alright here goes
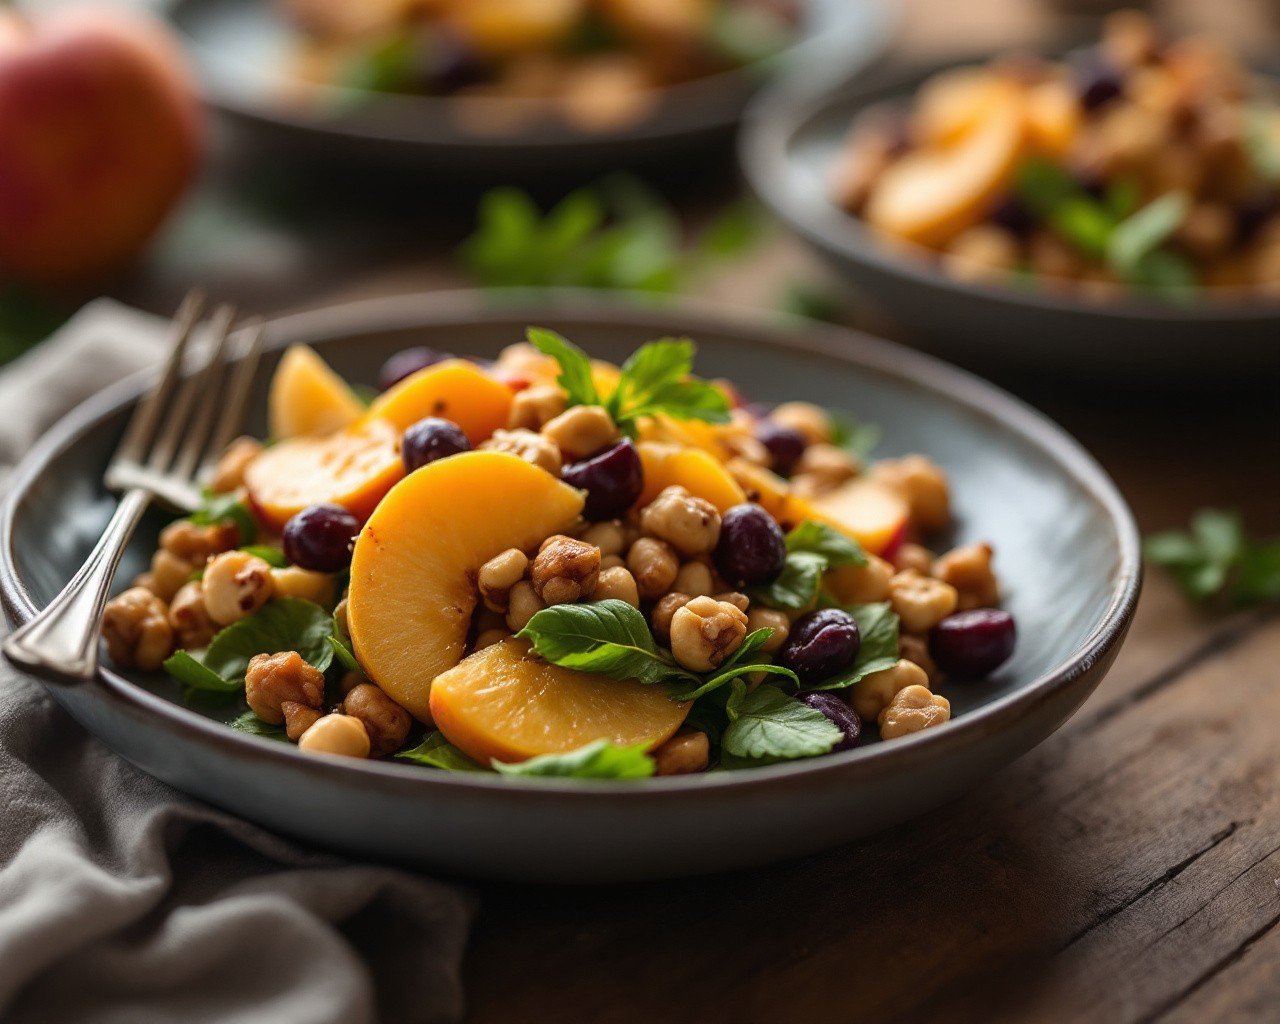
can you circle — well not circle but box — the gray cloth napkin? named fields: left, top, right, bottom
left=0, top=300, right=473, bottom=1024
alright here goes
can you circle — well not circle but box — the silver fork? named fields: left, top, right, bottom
left=3, top=292, right=266, bottom=683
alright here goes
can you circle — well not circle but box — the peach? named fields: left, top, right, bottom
left=913, top=67, right=1008, bottom=147
left=1024, top=79, right=1080, bottom=157
left=268, top=344, right=365, bottom=439
left=635, top=441, right=747, bottom=512
left=600, top=0, right=713, bottom=42
left=791, top=478, right=910, bottom=557
left=430, top=638, right=690, bottom=764
left=0, top=7, right=202, bottom=285
left=447, top=0, right=585, bottom=59
left=244, top=418, right=404, bottom=530
left=364, top=359, right=512, bottom=444
left=346, top=452, right=585, bottom=723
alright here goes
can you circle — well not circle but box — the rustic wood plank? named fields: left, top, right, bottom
left=1159, top=907, right=1280, bottom=1023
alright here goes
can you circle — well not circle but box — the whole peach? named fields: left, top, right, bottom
left=0, top=7, right=203, bottom=285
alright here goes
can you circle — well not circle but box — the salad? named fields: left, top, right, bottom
left=101, top=331, right=1016, bottom=779
left=831, top=10, right=1280, bottom=298
left=280, top=0, right=797, bottom=133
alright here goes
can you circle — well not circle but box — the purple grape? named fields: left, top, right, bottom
left=1074, top=54, right=1125, bottom=111
left=989, top=195, right=1034, bottom=237
left=378, top=347, right=453, bottom=391
left=800, top=692, right=862, bottom=752
left=778, top=609, right=861, bottom=685
left=1235, top=190, right=1279, bottom=243
left=282, top=504, right=361, bottom=573
left=929, top=609, right=1017, bottom=678
left=561, top=440, right=644, bottom=521
left=422, top=27, right=486, bottom=94
left=755, top=421, right=807, bottom=476
left=402, top=417, right=471, bottom=473
left=714, top=504, right=786, bottom=587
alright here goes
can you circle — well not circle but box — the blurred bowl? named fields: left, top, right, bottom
left=160, top=0, right=896, bottom=176
left=741, top=56, right=1280, bottom=376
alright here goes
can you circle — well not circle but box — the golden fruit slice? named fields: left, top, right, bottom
left=268, top=344, right=365, bottom=439
left=448, top=0, right=585, bottom=59
left=430, top=638, right=691, bottom=764
left=866, top=84, right=1027, bottom=248
left=913, top=67, right=1009, bottom=147
left=1024, top=79, right=1080, bottom=157
left=365, top=360, right=512, bottom=444
left=792, top=478, right=909, bottom=556
left=635, top=441, right=747, bottom=512
left=245, top=418, right=404, bottom=530
left=347, top=452, right=585, bottom=723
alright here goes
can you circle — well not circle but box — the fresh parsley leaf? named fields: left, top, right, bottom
left=1107, top=192, right=1189, bottom=280
left=526, top=327, right=600, bottom=407
left=340, top=31, right=416, bottom=93
left=720, top=683, right=843, bottom=764
left=804, top=602, right=901, bottom=691
left=517, top=599, right=696, bottom=687
left=668, top=628, right=799, bottom=701
left=164, top=650, right=241, bottom=693
left=397, top=732, right=489, bottom=772
left=1145, top=509, right=1280, bottom=606
left=750, top=551, right=826, bottom=610
left=328, top=609, right=365, bottom=678
left=785, top=521, right=868, bottom=569
left=780, top=281, right=846, bottom=324
left=201, top=598, right=335, bottom=685
left=240, top=545, right=289, bottom=568
left=229, top=711, right=289, bottom=741
left=606, top=338, right=730, bottom=430
left=694, top=199, right=767, bottom=261
left=829, top=411, right=881, bottom=461
left=1014, top=158, right=1117, bottom=259
left=190, top=492, right=258, bottom=545
left=491, top=739, right=655, bottom=779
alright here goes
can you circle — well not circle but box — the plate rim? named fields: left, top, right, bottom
left=0, top=290, right=1142, bottom=800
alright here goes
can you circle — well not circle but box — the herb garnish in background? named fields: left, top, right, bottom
left=1146, top=509, right=1280, bottom=607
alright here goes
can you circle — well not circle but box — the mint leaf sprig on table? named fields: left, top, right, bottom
left=526, top=327, right=730, bottom=436
left=1145, top=509, right=1280, bottom=606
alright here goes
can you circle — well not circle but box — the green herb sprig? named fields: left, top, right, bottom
left=1145, top=509, right=1280, bottom=606
left=750, top=521, right=867, bottom=610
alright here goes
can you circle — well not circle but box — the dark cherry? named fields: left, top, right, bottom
left=561, top=440, right=644, bottom=521
left=282, top=503, right=361, bottom=573
left=1073, top=53, right=1125, bottom=112
left=778, top=609, right=861, bottom=685
left=378, top=347, right=453, bottom=391
left=929, top=609, right=1017, bottom=678
left=989, top=195, right=1035, bottom=237
left=800, top=692, right=862, bottom=752
left=402, top=417, right=471, bottom=473
left=422, top=27, right=486, bottom=94
left=714, top=504, right=787, bottom=587
left=755, top=421, right=808, bottom=476
left=1235, top=190, right=1279, bottom=244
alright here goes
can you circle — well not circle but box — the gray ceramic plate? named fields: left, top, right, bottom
left=1, top=293, right=1139, bottom=882
left=159, top=0, right=896, bottom=173
left=741, top=58, right=1280, bottom=376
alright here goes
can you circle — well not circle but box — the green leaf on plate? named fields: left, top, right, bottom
left=720, top=683, right=843, bottom=764
left=229, top=710, right=289, bottom=741
left=397, top=732, right=490, bottom=772
left=526, top=326, right=600, bottom=408
left=804, top=602, right=901, bottom=691
left=491, top=739, right=655, bottom=779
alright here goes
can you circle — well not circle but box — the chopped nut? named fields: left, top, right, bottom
left=893, top=543, right=935, bottom=577
left=599, top=554, right=626, bottom=571
left=209, top=436, right=263, bottom=493
left=851, top=658, right=930, bottom=722
left=505, top=580, right=545, bottom=632
left=168, top=581, right=216, bottom=650
left=540, top=405, right=617, bottom=460
left=715, top=591, right=750, bottom=612
left=878, top=684, right=951, bottom=740
left=298, top=714, right=370, bottom=757
left=792, top=443, right=859, bottom=494
left=580, top=520, right=627, bottom=558
left=746, top=608, right=790, bottom=653
left=507, top=383, right=567, bottom=431
left=873, top=455, right=951, bottom=533
left=136, top=548, right=198, bottom=603
left=530, top=535, right=600, bottom=605
left=673, top=560, right=715, bottom=598
left=888, top=570, right=958, bottom=634
left=898, top=634, right=942, bottom=687
left=652, top=731, right=710, bottom=775
left=160, top=519, right=240, bottom=563
left=650, top=592, right=691, bottom=646
left=769, top=402, right=832, bottom=445
left=669, top=595, right=749, bottom=672
left=281, top=701, right=322, bottom=742
left=245, top=651, right=325, bottom=725
left=639, top=486, right=722, bottom=557
left=627, top=537, right=680, bottom=600
left=480, top=428, right=562, bottom=476
left=102, top=587, right=174, bottom=671
left=478, top=548, right=530, bottom=613
left=202, top=551, right=275, bottom=626
left=935, top=542, right=1000, bottom=612
left=829, top=555, right=894, bottom=604
left=593, top=566, right=640, bottom=607
left=343, top=683, right=412, bottom=758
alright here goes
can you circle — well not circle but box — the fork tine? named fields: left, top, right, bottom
left=113, top=290, right=205, bottom=466
left=201, top=319, right=267, bottom=480
left=171, top=305, right=238, bottom=480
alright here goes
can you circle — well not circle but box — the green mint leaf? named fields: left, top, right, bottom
left=720, top=684, right=843, bottom=763
left=695, top=199, right=767, bottom=260
left=626, top=378, right=731, bottom=425
left=1051, top=197, right=1115, bottom=259
left=526, top=327, right=600, bottom=407
left=828, top=411, right=881, bottom=461
left=1107, top=192, right=1189, bottom=279
left=199, top=598, right=335, bottom=686
left=749, top=551, right=826, bottom=610
left=1191, top=509, right=1245, bottom=565
left=397, top=732, right=489, bottom=772
left=164, top=650, right=240, bottom=693
left=785, top=521, right=868, bottom=569
left=1105, top=177, right=1142, bottom=218
left=1014, top=158, right=1117, bottom=258
left=491, top=739, right=655, bottom=779
left=240, top=545, right=289, bottom=568
left=668, top=628, right=797, bottom=701
left=339, top=32, right=416, bottom=93
left=459, top=187, right=544, bottom=287
left=607, top=338, right=730, bottom=428
left=517, top=599, right=696, bottom=687
left=1128, top=250, right=1198, bottom=297
left=190, top=493, right=258, bottom=545
left=804, top=602, right=901, bottom=691
left=328, top=609, right=365, bottom=679
left=780, top=281, right=846, bottom=324
left=1014, top=158, right=1079, bottom=216
left=229, top=711, right=289, bottom=741
left=1236, top=540, right=1280, bottom=606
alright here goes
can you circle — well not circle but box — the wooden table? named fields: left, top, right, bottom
left=103, top=1, right=1280, bottom=1020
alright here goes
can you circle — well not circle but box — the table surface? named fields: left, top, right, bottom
left=98, top=1, right=1280, bottom=1020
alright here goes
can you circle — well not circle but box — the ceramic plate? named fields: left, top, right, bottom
left=159, top=0, right=896, bottom=174
left=0, top=293, right=1140, bottom=882
left=741, top=57, right=1280, bottom=376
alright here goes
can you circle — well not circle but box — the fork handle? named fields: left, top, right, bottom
left=3, top=488, right=152, bottom=683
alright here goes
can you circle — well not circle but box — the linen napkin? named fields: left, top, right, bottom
left=0, top=300, right=473, bottom=1024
